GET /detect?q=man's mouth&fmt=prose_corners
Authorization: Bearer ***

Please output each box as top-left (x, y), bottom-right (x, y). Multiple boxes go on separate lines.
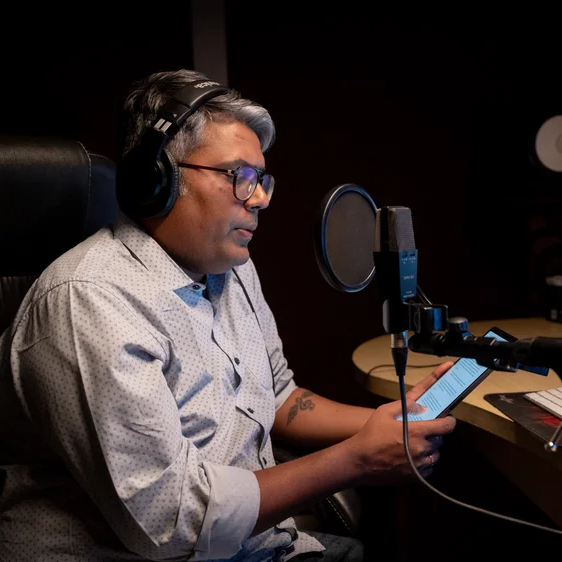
top-left (236, 224), bottom-right (257, 233)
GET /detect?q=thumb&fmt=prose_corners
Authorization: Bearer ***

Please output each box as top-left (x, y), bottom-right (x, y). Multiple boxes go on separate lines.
top-left (389, 398), bottom-right (427, 417)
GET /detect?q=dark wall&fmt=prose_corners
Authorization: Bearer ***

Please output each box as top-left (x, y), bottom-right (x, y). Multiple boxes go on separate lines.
top-left (2, 12), bottom-right (561, 407)
top-left (225, 12), bottom-right (562, 404)
top-left (0, 24), bottom-right (195, 160)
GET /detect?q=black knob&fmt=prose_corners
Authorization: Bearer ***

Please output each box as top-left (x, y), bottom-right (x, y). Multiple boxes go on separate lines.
top-left (448, 317), bottom-right (469, 333)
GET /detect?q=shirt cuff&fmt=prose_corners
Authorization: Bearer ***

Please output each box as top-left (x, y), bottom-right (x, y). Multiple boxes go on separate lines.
top-left (275, 378), bottom-right (297, 412)
top-left (192, 462), bottom-right (260, 560)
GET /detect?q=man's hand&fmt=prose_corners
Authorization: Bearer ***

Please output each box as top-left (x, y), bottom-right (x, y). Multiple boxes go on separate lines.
top-left (253, 362), bottom-right (456, 534)
top-left (347, 361), bottom-right (457, 485)
top-left (406, 360), bottom-right (456, 403)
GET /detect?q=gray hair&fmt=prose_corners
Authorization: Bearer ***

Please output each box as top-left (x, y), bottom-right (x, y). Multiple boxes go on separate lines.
top-left (121, 70), bottom-right (275, 194)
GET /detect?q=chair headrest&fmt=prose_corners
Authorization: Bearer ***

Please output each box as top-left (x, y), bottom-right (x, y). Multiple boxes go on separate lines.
top-left (0, 136), bottom-right (118, 276)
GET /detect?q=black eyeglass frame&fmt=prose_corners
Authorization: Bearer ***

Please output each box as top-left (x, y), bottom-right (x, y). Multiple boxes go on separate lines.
top-left (177, 162), bottom-right (274, 201)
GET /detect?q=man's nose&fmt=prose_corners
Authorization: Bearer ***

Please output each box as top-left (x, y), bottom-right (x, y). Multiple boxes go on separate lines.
top-left (245, 182), bottom-right (270, 211)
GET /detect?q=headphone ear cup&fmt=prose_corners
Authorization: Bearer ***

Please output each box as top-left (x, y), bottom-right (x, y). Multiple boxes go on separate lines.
top-left (116, 146), bottom-right (180, 220)
top-left (116, 79), bottom-right (230, 220)
top-left (158, 148), bottom-right (181, 217)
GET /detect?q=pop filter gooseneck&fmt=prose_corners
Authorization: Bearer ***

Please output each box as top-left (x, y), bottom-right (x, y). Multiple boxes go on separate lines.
top-left (314, 183), bottom-right (377, 292)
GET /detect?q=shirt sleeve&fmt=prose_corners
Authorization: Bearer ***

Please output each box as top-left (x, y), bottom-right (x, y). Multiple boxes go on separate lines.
top-left (237, 262), bottom-right (298, 410)
top-left (10, 280), bottom-right (259, 560)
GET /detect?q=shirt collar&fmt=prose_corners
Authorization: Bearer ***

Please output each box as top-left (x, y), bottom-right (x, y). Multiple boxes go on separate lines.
top-left (112, 211), bottom-right (197, 291)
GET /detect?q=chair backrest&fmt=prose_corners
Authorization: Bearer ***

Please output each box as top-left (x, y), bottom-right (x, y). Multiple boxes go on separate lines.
top-left (0, 136), bottom-right (118, 334)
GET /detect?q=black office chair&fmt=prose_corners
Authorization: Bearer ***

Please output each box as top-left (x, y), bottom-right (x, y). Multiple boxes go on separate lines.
top-left (0, 136), bottom-right (362, 539)
top-left (0, 136), bottom-right (118, 334)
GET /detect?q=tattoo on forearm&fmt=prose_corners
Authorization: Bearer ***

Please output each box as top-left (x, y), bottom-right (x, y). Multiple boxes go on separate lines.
top-left (287, 391), bottom-right (315, 425)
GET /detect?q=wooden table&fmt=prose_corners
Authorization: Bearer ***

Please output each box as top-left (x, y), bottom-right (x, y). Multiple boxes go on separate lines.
top-left (353, 317), bottom-right (562, 528)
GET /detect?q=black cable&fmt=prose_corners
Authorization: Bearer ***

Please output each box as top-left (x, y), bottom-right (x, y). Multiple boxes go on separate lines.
top-left (416, 285), bottom-right (432, 305)
top-left (397, 371), bottom-right (562, 536)
top-left (238, 266), bottom-right (562, 533)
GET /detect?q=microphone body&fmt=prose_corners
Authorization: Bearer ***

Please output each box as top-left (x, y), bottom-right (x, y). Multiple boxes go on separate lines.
top-left (373, 207), bottom-right (418, 334)
top-left (373, 206), bottom-right (418, 376)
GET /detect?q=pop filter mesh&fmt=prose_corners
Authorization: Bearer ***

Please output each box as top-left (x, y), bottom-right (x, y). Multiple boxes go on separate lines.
top-left (325, 190), bottom-right (376, 289)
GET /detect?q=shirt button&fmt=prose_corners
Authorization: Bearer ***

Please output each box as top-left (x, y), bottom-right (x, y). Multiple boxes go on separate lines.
top-left (248, 407), bottom-right (254, 414)
top-left (263, 457), bottom-right (268, 465)
top-left (234, 357), bottom-right (240, 365)
top-left (193, 284), bottom-right (200, 290)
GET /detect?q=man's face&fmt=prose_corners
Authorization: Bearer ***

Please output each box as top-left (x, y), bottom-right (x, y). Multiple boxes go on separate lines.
top-left (147, 120), bottom-right (270, 280)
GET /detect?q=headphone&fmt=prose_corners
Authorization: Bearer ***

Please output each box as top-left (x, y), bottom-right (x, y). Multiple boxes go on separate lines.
top-left (116, 79), bottom-right (230, 220)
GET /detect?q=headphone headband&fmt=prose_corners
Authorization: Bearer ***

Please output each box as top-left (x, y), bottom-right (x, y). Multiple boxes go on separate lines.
top-left (154, 80), bottom-right (230, 141)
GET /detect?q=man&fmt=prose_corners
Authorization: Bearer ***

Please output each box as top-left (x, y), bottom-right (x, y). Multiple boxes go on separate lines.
top-left (0, 69), bottom-right (456, 561)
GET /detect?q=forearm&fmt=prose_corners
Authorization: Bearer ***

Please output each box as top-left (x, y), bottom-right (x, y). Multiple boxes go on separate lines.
top-left (271, 387), bottom-right (374, 449)
top-left (253, 438), bottom-right (362, 535)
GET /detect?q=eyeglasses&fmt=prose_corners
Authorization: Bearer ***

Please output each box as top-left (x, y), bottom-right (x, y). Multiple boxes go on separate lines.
top-left (177, 163), bottom-right (275, 202)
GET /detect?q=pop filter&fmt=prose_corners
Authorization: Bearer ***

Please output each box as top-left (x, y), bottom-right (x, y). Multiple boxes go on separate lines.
top-left (314, 183), bottom-right (377, 292)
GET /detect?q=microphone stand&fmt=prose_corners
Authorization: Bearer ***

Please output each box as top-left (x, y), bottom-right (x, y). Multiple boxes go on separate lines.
top-left (403, 297), bottom-right (562, 452)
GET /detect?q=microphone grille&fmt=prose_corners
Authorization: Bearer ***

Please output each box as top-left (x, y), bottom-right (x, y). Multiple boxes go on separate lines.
top-left (375, 207), bottom-right (416, 251)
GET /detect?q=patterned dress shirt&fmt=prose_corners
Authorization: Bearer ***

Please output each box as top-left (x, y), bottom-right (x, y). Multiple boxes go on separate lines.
top-left (0, 212), bottom-right (324, 561)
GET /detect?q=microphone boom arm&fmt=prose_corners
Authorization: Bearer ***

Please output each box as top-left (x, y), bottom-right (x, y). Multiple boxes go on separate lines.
top-left (403, 301), bottom-right (562, 452)
top-left (408, 329), bottom-right (562, 378)
top-left (401, 298), bottom-right (562, 376)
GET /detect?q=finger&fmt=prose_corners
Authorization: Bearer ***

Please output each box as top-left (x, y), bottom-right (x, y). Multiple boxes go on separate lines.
top-left (411, 450), bottom-right (439, 479)
top-left (416, 415), bottom-right (457, 437)
top-left (407, 361), bottom-right (455, 401)
top-left (421, 449), bottom-right (440, 470)
top-left (427, 435), bottom-right (443, 449)
top-left (418, 467), bottom-right (433, 479)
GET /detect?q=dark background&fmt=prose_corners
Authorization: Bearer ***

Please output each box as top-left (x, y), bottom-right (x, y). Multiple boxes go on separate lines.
top-left (2, 12), bottom-right (562, 406)
top-left (3, 7), bottom-right (562, 556)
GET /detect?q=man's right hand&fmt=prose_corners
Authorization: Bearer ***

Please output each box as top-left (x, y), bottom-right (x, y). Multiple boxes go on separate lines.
top-left (348, 398), bottom-right (456, 485)
top-left (253, 362), bottom-right (457, 534)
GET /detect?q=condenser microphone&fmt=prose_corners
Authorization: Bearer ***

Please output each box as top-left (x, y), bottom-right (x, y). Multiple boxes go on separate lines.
top-left (373, 206), bottom-right (418, 376)
top-left (373, 206), bottom-right (418, 333)
top-left (314, 188), bottom-right (420, 376)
